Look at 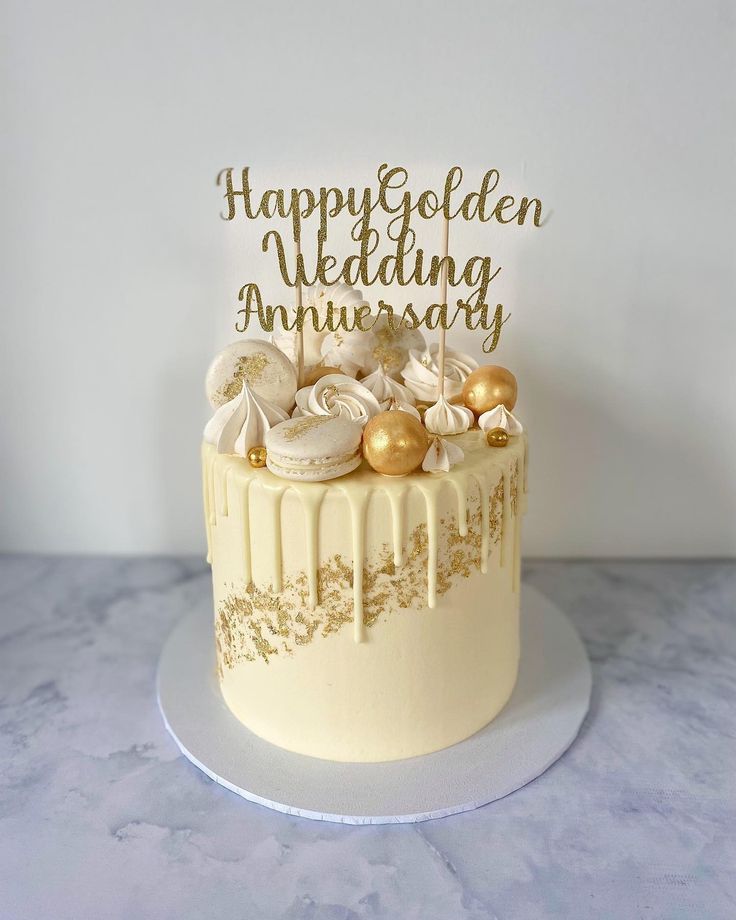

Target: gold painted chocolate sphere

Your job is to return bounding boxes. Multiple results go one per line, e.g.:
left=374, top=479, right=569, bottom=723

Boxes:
left=486, top=427, right=510, bottom=448
left=363, top=411, right=429, bottom=477
left=302, top=365, right=343, bottom=387
left=462, top=366, right=518, bottom=416
left=247, top=445, right=268, bottom=468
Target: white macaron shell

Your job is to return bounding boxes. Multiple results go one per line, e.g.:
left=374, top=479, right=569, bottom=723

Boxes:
left=205, top=340, right=297, bottom=413
left=265, top=415, right=363, bottom=482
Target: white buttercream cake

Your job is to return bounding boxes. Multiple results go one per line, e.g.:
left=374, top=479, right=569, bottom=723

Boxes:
left=202, top=305, right=527, bottom=763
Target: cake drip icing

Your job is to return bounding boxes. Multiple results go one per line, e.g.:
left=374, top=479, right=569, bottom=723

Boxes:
left=203, top=430, right=527, bottom=645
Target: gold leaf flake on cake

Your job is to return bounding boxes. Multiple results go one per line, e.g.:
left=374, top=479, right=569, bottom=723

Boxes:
left=217, top=353, right=270, bottom=404
left=510, top=458, right=520, bottom=515
left=215, top=473, right=514, bottom=667
left=371, top=343, right=403, bottom=374
left=281, top=415, right=332, bottom=441
left=371, top=325, right=407, bottom=375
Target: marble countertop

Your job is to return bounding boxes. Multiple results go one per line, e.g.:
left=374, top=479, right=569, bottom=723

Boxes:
left=0, top=557, right=733, bottom=920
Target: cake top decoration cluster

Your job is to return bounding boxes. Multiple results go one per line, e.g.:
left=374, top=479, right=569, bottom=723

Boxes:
left=204, top=164, right=541, bottom=481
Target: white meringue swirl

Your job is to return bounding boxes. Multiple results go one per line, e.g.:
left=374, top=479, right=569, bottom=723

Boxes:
left=424, top=395, right=474, bottom=436
left=422, top=436, right=465, bottom=474
left=360, top=365, right=417, bottom=409
left=272, top=282, right=369, bottom=369
left=369, top=315, right=426, bottom=380
left=400, top=345, right=478, bottom=402
left=293, top=374, right=381, bottom=427
left=320, top=328, right=377, bottom=378
left=203, top=381, right=289, bottom=456
left=478, top=403, right=524, bottom=435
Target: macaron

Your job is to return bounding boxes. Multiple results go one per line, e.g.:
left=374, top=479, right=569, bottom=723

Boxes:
left=205, top=339, right=297, bottom=412
left=265, top=415, right=363, bottom=482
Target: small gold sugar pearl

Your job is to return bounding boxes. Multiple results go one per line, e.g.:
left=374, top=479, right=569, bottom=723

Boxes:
left=247, top=446, right=267, bottom=468
left=486, top=427, right=509, bottom=448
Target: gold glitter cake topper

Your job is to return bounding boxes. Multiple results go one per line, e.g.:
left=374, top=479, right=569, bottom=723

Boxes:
left=216, top=165, right=544, bottom=355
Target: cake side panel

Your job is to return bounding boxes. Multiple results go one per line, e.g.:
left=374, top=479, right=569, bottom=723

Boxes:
left=220, top=563, right=520, bottom=762
left=204, top=437, right=525, bottom=762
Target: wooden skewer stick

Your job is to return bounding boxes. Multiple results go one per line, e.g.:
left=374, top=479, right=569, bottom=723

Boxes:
left=436, top=215, right=450, bottom=400
left=294, top=237, right=304, bottom=388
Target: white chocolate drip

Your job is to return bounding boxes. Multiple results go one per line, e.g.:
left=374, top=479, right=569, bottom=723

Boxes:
left=388, top=487, right=407, bottom=566
left=500, top=468, right=511, bottom=569
left=219, top=469, right=230, bottom=517
left=418, top=484, right=441, bottom=608
left=241, top=479, right=252, bottom=585
left=513, top=493, right=522, bottom=594
left=202, top=456, right=213, bottom=564
left=299, top=487, right=327, bottom=609
left=475, top=473, right=491, bottom=575
left=343, top=488, right=371, bottom=642
left=203, top=433, right=526, bottom=642
left=264, top=485, right=284, bottom=592
left=452, top=476, right=469, bottom=537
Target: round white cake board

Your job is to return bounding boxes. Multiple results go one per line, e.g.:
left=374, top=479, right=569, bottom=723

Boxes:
left=157, top=586, right=591, bottom=825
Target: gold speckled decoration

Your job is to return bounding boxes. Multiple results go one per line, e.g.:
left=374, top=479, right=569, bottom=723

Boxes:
left=215, top=481, right=509, bottom=667
left=372, top=343, right=404, bottom=374
left=204, top=428, right=526, bottom=678
left=217, top=353, right=269, bottom=404
left=281, top=415, right=333, bottom=442
left=370, top=324, right=409, bottom=374
left=510, top=458, right=519, bottom=515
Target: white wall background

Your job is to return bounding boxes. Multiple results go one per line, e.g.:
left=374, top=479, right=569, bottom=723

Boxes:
left=2, top=0, right=735, bottom=557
